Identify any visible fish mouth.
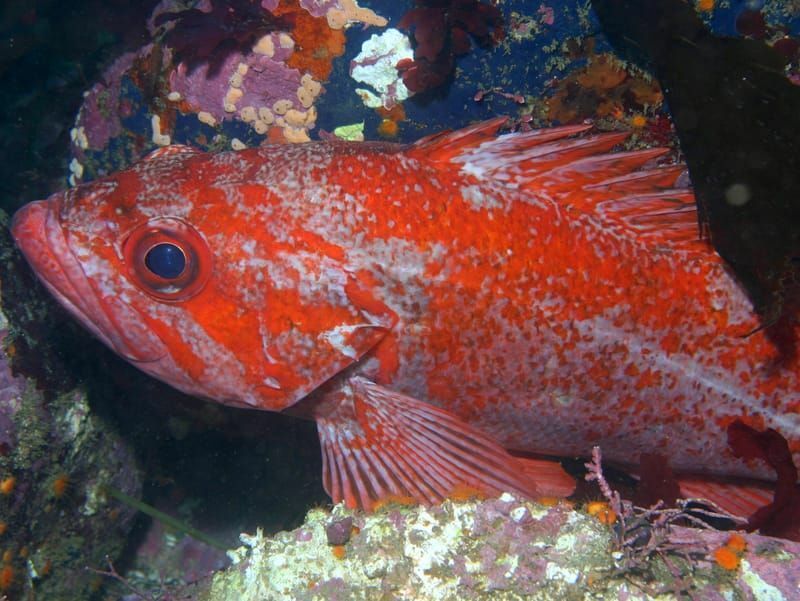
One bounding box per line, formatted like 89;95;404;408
11;199;167;363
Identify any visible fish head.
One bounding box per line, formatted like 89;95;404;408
11;145;395;411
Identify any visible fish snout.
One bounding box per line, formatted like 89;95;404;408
10;199;168;364
10;200;50;248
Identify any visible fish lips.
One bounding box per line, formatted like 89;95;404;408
11;199;169;364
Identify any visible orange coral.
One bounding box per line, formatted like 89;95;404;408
447;484;489;502
378;104;406;122
725;533;747;553
273;0;346;81
628;78;663;106
576;55;626;90
0;565;12;590
547;53;664;124
267;125;288;144
713;546;740;571
377;119;400;139
330;544;346;559
40;559;51;577
713;533;747;570
52;473;69;499
585;500;617;525
0;477;15;496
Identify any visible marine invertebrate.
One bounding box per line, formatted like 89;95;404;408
376;115;400;139
324;515;353;545
51;473;69;500
195;493;800;599
69;50;138;164
155;0;294;76
351;28;414;108
323;0;387;30
0;564;12;590
272;1;346;80
168;33;319;141
161;0;385;143
0;476;15;496
397;0;504;93
712;545;739;570
375;117;396;137
725;533;747;553
586;500;617;525
546;53;664;126
712;533;748;571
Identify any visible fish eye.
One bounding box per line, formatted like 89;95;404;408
145;243;186;279
122;218;212;301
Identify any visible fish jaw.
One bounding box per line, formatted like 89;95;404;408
11;197;169;364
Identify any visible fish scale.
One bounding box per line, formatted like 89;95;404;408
11;118;798;514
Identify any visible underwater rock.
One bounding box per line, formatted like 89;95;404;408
0;212;143;599
178;493;800;600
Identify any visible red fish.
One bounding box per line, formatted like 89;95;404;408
11;118;799;514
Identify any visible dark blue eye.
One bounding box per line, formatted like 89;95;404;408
144;243;186;279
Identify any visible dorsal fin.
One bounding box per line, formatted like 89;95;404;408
407;117;593;164
407;117;508;163
411;119;705;252
143;144;203;161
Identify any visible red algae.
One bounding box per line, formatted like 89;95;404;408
728;420;800;540
397;0;504;92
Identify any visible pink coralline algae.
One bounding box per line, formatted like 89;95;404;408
161;0;385;142
168;34;302;125
324;515;353;545
191;494;800;599
298;0;340;17
69;0;389;165
155;0;294;75
70;50;139;155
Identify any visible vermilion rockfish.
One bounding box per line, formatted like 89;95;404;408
11;118;799;513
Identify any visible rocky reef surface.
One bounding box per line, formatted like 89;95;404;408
0;213;143;599
176;493;800;601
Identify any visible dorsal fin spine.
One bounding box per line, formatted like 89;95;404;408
408;118;702;251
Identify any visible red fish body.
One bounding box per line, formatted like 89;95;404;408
11;119;800;511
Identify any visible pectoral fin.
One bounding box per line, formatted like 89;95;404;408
315;377;572;510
